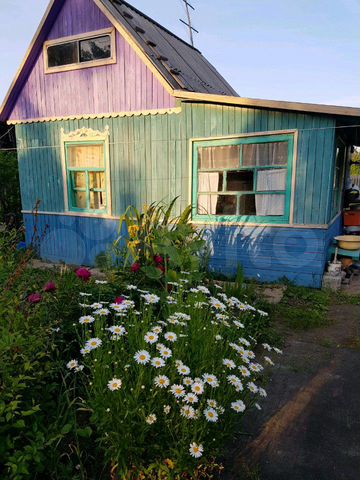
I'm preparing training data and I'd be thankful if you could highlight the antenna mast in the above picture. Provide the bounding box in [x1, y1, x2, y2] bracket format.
[180, 0, 198, 47]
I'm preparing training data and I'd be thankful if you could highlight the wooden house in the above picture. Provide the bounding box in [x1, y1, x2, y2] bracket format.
[1, 0, 360, 287]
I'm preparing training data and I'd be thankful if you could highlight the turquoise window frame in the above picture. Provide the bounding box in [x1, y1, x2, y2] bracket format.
[192, 133, 295, 224]
[65, 140, 108, 214]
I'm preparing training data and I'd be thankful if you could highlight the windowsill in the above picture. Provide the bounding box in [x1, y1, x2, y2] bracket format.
[192, 214, 290, 225]
[45, 57, 116, 74]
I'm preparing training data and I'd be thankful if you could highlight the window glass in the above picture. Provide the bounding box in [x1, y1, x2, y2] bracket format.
[80, 35, 111, 62]
[47, 41, 78, 67]
[67, 145, 104, 168]
[73, 191, 87, 209]
[255, 194, 285, 216]
[198, 172, 223, 192]
[256, 169, 287, 191]
[239, 194, 256, 215]
[197, 194, 237, 215]
[242, 142, 288, 166]
[89, 171, 106, 190]
[71, 171, 86, 189]
[226, 170, 253, 191]
[198, 145, 239, 169]
[90, 191, 106, 210]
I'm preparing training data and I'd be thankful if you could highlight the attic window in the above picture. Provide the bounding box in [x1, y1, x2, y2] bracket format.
[44, 28, 116, 73]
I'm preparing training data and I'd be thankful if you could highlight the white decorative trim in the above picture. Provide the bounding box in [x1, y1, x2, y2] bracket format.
[61, 125, 110, 142]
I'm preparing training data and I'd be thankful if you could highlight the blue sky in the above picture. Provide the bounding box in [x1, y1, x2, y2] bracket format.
[0, 0, 359, 107]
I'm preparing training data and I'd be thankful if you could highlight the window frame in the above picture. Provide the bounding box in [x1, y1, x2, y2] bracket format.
[44, 28, 116, 74]
[191, 132, 296, 225]
[60, 126, 111, 216]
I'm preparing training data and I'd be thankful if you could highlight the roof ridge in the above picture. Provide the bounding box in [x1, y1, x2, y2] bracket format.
[112, 0, 202, 53]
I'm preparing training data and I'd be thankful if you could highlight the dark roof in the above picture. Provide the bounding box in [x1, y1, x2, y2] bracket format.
[100, 0, 238, 96]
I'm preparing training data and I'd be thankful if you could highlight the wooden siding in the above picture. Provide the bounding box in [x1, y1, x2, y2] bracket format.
[8, 0, 175, 122]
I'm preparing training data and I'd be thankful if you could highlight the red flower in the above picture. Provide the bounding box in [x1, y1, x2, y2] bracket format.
[44, 281, 56, 292]
[130, 262, 141, 273]
[115, 296, 125, 304]
[76, 267, 92, 282]
[28, 293, 42, 304]
[157, 264, 165, 273]
[154, 255, 163, 265]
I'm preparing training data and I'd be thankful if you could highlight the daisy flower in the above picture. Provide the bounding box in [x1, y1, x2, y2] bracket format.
[204, 407, 218, 422]
[191, 381, 204, 395]
[144, 331, 159, 344]
[141, 293, 160, 304]
[189, 442, 203, 458]
[79, 315, 95, 324]
[126, 284, 137, 290]
[66, 359, 79, 370]
[108, 325, 126, 336]
[255, 403, 262, 410]
[177, 364, 191, 376]
[94, 308, 110, 316]
[223, 358, 236, 369]
[152, 325, 162, 334]
[262, 343, 272, 351]
[238, 337, 251, 347]
[170, 384, 185, 398]
[151, 357, 165, 368]
[273, 347, 283, 354]
[183, 393, 198, 404]
[107, 378, 122, 391]
[197, 285, 210, 294]
[233, 320, 245, 328]
[134, 350, 151, 364]
[183, 377, 193, 386]
[231, 400, 246, 413]
[164, 331, 177, 342]
[207, 399, 217, 409]
[154, 375, 170, 389]
[80, 292, 92, 297]
[90, 302, 102, 309]
[264, 356, 274, 366]
[258, 387, 267, 397]
[203, 374, 219, 388]
[86, 338, 102, 350]
[159, 347, 172, 359]
[249, 362, 263, 373]
[227, 375, 243, 391]
[95, 280, 107, 284]
[247, 382, 259, 394]
[80, 347, 90, 356]
[163, 405, 171, 414]
[209, 297, 226, 311]
[181, 405, 196, 419]
[145, 414, 157, 425]
[239, 365, 251, 377]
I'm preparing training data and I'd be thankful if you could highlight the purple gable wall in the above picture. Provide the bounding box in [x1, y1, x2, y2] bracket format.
[8, 0, 175, 121]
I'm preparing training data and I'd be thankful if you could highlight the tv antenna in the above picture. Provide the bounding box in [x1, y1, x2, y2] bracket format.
[179, 0, 198, 47]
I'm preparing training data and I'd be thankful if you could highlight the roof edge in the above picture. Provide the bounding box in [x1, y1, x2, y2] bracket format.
[174, 91, 360, 117]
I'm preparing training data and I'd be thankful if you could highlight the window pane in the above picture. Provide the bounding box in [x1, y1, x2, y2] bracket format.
[89, 171, 105, 190]
[198, 145, 239, 169]
[242, 142, 288, 166]
[239, 194, 256, 215]
[73, 191, 87, 209]
[226, 170, 253, 191]
[255, 194, 285, 216]
[90, 191, 107, 210]
[198, 172, 223, 192]
[47, 42, 78, 67]
[197, 194, 237, 215]
[257, 169, 287, 191]
[72, 171, 86, 189]
[67, 144, 104, 168]
[80, 35, 111, 62]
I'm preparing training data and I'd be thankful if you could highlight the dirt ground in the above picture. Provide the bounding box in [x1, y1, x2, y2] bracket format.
[223, 298, 360, 480]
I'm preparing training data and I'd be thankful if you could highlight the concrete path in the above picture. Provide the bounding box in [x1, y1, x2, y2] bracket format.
[224, 303, 360, 480]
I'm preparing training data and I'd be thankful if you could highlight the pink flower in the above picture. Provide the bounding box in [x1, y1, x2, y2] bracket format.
[115, 296, 125, 304]
[76, 267, 92, 282]
[130, 263, 141, 273]
[28, 293, 42, 304]
[154, 255, 164, 265]
[44, 281, 56, 292]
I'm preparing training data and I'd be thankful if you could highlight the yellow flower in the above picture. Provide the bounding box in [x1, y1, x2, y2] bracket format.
[128, 224, 140, 238]
[164, 459, 175, 470]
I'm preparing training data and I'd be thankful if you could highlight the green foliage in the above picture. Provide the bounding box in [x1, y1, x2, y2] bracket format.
[350, 149, 360, 176]
[0, 151, 21, 219]
[113, 198, 206, 288]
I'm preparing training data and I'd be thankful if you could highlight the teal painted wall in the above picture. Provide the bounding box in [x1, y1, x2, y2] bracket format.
[15, 101, 336, 224]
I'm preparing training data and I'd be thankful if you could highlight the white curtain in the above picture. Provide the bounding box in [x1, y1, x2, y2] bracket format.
[255, 194, 285, 216]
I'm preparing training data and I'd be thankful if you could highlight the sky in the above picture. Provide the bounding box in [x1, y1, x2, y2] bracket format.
[0, 0, 359, 107]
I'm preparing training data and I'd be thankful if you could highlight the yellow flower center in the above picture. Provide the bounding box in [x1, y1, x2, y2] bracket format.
[140, 355, 146, 361]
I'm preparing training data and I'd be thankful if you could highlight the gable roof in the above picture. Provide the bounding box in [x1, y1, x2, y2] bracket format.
[0, 0, 237, 121]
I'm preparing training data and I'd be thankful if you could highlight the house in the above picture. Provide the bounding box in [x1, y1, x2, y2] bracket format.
[1, 0, 360, 287]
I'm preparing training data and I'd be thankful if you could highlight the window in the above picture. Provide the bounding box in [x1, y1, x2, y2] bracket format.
[61, 127, 111, 215]
[192, 133, 295, 224]
[44, 28, 116, 73]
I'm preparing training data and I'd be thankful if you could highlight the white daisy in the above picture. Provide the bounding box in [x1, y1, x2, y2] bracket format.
[183, 393, 198, 404]
[189, 442, 203, 458]
[227, 375, 243, 391]
[255, 403, 262, 410]
[90, 302, 102, 309]
[258, 387, 267, 398]
[152, 326, 162, 334]
[183, 377, 193, 386]
[262, 343, 272, 351]
[197, 285, 210, 294]
[107, 377, 122, 391]
[273, 347, 283, 354]
[207, 399, 217, 409]
[163, 405, 171, 414]
[239, 365, 251, 377]
[203, 373, 219, 388]
[134, 350, 151, 365]
[141, 293, 160, 304]
[144, 331, 159, 344]
[151, 357, 165, 368]
[94, 308, 110, 316]
[233, 320, 245, 328]
[191, 381, 204, 395]
[264, 356, 274, 366]
[223, 359, 236, 369]
[126, 284, 137, 290]
[164, 331, 177, 342]
[247, 382, 259, 394]
[180, 405, 196, 419]
[79, 315, 95, 325]
[95, 280, 108, 284]
[80, 292, 92, 297]
[145, 414, 157, 425]
[80, 347, 90, 356]
[170, 384, 185, 398]
[238, 337, 251, 347]
[108, 325, 126, 336]
[177, 364, 191, 376]
[159, 347, 172, 359]
[231, 400, 246, 413]
[86, 337, 102, 350]
[66, 359, 78, 370]
[204, 407, 218, 422]
[154, 375, 170, 388]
